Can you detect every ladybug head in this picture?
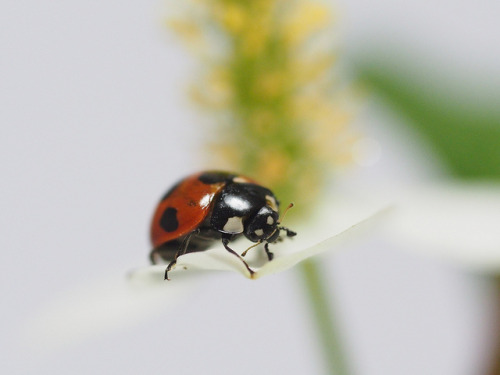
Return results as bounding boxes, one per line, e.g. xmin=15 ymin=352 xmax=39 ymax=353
xmin=244 ymin=205 xmax=280 ymax=243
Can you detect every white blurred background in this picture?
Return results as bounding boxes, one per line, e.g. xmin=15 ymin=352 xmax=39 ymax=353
xmin=1 ymin=0 xmax=499 ymax=374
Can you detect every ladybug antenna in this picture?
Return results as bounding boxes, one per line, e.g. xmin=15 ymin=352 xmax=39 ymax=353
xmin=241 ymin=240 xmax=262 ymax=257
xmin=278 ymin=203 xmax=294 ymax=225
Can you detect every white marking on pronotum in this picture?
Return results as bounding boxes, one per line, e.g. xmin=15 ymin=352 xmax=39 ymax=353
xmin=223 ymin=216 xmax=244 ymax=233
xmin=254 ymin=229 xmax=264 ymax=236
xmin=267 ymin=216 xmax=274 ymax=225
xmin=265 ymin=195 xmax=278 ymax=212
xmin=225 ymin=195 xmax=250 ymax=211
xmin=233 ymin=177 xmax=251 ymax=184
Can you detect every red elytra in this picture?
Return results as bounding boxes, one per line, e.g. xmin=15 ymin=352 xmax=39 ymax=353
xmin=151 ymin=173 xmax=223 ymax=248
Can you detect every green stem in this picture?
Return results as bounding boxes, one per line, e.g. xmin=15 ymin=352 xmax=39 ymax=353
xmin=299 ymin=259 xmax=351 ymax=375
xmin=487 ymin=277 xmax=500 ymax=375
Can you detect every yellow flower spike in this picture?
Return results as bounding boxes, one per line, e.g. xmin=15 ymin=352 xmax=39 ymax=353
xmin=218 ymin=3 xmax=247 ymax=33
xmin=167 ymin=19 xmax=205 ymax=49
xmin=248 ymin=110 xmax=276 ymax=135
xmin=289 ymin=93 xmax=355 ymax=168
xmin=205 ymin=142 xmax=243 ymax=170
xmin=291 ymin=55 xmax=337 ymax=87
xmin=188 ymin=83 xmax=229 ymax=110
xmin=290 ymin=95 xmax=328 ymax=121
xmin=206 ymin=69 xmax=232 ymax=99
xmin=254 ymin=0 xmax=277 ymax=12
xmin=336 ymin=133 xmax=362 ymax=167
xmin=167 ymin=0 xmax=353 ymax=207
xmin=254 ymin=72 xmax=288 ymax=99
xmin=241 ymin=24 xmax=269 ymax=57
xmin=282 ymin=2 xmax=332 ymax=47
xmin=311 ymin=130 xmax=355 ymax=167
xmin=291 ymin=165 xmax=321 ymax=200
xmin=255 ymin=149 xmax=293 ymax=187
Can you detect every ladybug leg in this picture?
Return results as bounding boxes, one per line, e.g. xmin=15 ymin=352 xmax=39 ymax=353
xmin=164 ymin=260 xmax=176 ymax=281
xmin=279 ymin=226 xmax=297 ymax=238
xmin=264 ymin=242 xmax=274 ymax=261
xmin=164 ymin=229 xmax=199 ymax=280
xmin=221 ymin=235 xmax=255 ymax=276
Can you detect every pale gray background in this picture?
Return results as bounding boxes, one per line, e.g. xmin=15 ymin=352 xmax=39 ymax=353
xmin=2 ymin=0 xmax=499 ymax=374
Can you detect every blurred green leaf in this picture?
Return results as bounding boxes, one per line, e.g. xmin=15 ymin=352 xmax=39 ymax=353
xmin=358 ymin=64 xmax=500 ymax=179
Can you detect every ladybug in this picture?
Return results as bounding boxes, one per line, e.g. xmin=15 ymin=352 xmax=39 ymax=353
xmin=150 ymin=171 xmax=296 ymax=279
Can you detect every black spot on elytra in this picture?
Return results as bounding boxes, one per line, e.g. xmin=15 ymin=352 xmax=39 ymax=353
xmin=160 ymin=207 xmax=179 ymax=232
xmin=198 ymin=171 xmax=235 ymax=185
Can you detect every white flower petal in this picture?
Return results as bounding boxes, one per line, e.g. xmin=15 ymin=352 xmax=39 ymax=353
xmin=22 ymin=268 xmax=199 ymax=351
xmin=131 ymin=248 xmax=254 ymax=280
xmin=23 ymin=197 xmax=389 ymax=350
xmin=129 ymin=206 xmax=389 ymax=281
xmin=253 ymin=209 xmax=388 ymax=278
xmin=378 ymin=181 xmax=500 ymax=272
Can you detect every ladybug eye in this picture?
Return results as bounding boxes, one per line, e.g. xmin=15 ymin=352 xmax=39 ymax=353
xmin=266 ymin=216 xmax=274 ymax=225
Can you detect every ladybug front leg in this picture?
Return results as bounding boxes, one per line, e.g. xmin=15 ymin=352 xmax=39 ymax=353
xmin=279 ymin=226 xmax=297 ymax=238
xmin=264 ymin=242 xmax=274 ymax=261
xmin=221 ymin=235 xmax=255 ymax=277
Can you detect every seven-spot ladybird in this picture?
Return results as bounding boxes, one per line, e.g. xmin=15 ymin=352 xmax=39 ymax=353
xmin=150 ymin=171 xmax=296 ymax=279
